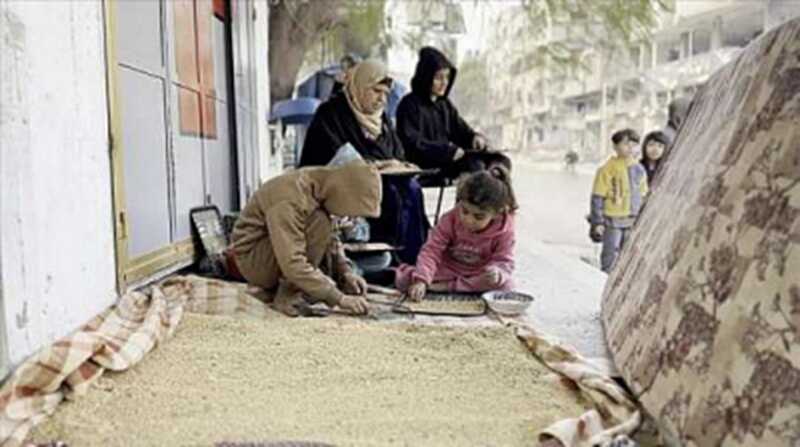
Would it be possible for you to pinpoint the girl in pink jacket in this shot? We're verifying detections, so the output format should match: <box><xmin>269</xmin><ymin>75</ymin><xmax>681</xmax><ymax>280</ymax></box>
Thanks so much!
<box><xmin>395</xmin><ymin>166</ymin><xmax>517</xmax><ymax>300</ymax></box>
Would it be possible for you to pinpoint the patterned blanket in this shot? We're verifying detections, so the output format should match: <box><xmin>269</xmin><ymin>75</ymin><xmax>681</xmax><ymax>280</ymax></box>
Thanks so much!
<box><xmin>602</xmin><ymin>18</ymin><xmax>800</xmax><ymax>446</ymax></box>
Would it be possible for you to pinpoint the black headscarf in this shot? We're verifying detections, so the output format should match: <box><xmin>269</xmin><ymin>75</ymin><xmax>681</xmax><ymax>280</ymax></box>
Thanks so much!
<box><xmin>410</xmin><ymin>46</ymin><xmax>457</xmax><ymax>100</ymax></box>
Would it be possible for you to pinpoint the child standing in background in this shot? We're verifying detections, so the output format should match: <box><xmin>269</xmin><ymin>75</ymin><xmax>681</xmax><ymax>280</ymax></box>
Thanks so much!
<box><xmin>640</xmin><ymin>130</ymin><xmax>671</xmax><ymax>185</ymax></box>
<box><xmin>589</xmin><ymin>129</ymin><xmax>648</xmax><ymax>273</ymax></box>
<box><xmin>395</xmin><ymin>166</ymin><xmax>517</xmax><ymax>301</ymax></box>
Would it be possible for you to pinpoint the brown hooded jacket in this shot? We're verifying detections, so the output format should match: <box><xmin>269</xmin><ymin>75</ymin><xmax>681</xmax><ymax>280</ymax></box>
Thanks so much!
<box><xmin>231</xmin><ymin>162</ymin><xmax>381</xmax><ymax>306</ymax></box>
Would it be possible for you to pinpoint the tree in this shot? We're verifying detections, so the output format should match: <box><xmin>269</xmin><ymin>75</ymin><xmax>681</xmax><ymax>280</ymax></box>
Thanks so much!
<box><xmin>268</xmin><ymin>0</ymin><xmax>670</xmax><ymax>105</ymax></box>
<box><xmin>449</xmin><ymin>55</ymin><xmax>489</xmax><ymax>123</ymax></box>
<box><xmin>269</xmin><ymin>1</ymin><xmax>342</xmax><ymax>105</ymax></box>
<box><xmin>298</xmin><ymin>0</ymin><xmax>387</xmax><ymax>80</ymax></box>
<box><xmin>519</xmin><ymin>0</ymin><xmax>673</xmax><ymax>72</ymax></box>
<box><xmin>335</xmin><ymin>1</ymin><xmax>386</xmax><ymax>58</ymax></box>
<box><xmin>269</xmin><ymin>0</ymin><xmax>386</xmax><ymax>105</ymax></box>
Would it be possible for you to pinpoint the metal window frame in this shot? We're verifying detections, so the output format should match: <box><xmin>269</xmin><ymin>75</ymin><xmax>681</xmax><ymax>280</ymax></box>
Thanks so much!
<box><xmin>103</xmin><ymin>0</ymin><xmax>197</xmax><ymax>293</ymax></box>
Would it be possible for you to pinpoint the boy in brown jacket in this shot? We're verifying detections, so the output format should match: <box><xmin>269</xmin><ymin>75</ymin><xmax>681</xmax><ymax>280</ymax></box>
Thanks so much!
<box><xmin>230</xmin><ymin>162</ymin><xmax>382</xmax><ymax>316</ymax></box>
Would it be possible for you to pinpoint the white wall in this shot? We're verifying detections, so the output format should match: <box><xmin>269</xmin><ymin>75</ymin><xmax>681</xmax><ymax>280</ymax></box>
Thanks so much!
<box><xmin>254</xmin><ymin>0</ymin><xmax>278</xmax><ymax>181</ymax></box>
<box><xmin>0</xmin><ymin>1</ymin><xmax>117</xmax><ymax>368</ymax></box>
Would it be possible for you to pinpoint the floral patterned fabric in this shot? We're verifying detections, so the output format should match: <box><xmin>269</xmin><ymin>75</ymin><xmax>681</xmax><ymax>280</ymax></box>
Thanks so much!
<box><xmin>602</xmin><ymin>19</ymin><xmax>800</xmax><ymax>446</ymax></box>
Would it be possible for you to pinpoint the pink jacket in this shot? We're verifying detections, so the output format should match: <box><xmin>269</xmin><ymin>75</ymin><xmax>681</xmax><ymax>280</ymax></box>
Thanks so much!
<box><xmin>411</xmin><ymin>208</ymin><xmax>515</xmax><ymax>286</ymax></box>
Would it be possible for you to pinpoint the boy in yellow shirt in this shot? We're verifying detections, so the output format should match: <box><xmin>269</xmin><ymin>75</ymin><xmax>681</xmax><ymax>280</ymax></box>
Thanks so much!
<box><xmin>589</xmin><ymin>129</ymin><xmax>648</xmax><ymax>272</ymax></box>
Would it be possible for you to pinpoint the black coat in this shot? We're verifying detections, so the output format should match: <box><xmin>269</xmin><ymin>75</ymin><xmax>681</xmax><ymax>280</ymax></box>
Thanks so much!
<box><xmin>298</xmin><ymin>93</ymin><xmax>405</xmax><ymax>167</ymax></box>
<box><xmin>395</xmin><ymin>47</ymin><xmax>476</xmax><ymax>169</ymax></box>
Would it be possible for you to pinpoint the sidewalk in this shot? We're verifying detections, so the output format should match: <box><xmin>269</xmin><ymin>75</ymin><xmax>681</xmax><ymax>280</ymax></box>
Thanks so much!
<box><xmin>513</xmin><ymin>236</ymin><xmax>611</xmax><ymax>364</ymax></box>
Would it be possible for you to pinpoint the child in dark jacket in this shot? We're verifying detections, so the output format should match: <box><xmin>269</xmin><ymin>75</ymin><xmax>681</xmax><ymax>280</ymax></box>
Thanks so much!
<box><xmin>395</xmin><ymin>46</ymin><xmax>511</xmax><ymax>179</ymax></box>
<box><xmin>395</xmin><ymin>166</ymin><xmax>517</xmax><ymax>300</ymax></box>
<box><xmin>640</xmin><ymin>130</ymin><xmax>671</xmax><ymax>185</ymax></box>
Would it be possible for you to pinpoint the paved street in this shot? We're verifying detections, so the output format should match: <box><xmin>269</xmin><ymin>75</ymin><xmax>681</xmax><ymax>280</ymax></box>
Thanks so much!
<box><xmin>512</xmin><ymin>160</ymin><xmax>599</xmax><ymax>266</ymax></box>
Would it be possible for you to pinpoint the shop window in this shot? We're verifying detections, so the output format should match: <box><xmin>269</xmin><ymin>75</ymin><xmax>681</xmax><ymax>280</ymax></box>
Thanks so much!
<box><xmin>174</xmin><ymin>0</ymin><xmax>217</xmax><ymax>138</ymax></box>
<box><xmin>213</xmin><ymin>0</ymin><xmax>227</xmax><ymax>19</ymax></box>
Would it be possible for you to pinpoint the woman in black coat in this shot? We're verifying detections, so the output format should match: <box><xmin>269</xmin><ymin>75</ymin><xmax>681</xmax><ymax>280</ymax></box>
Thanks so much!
<box><xmin>396</xmin><ymin>46</ymin><xmax>510</xmax><ymax>179</ymax></box>
<box><xmin>298</xmin><ymin>59</ymin><xmax>428</xmax><ymax>264</ymax></box>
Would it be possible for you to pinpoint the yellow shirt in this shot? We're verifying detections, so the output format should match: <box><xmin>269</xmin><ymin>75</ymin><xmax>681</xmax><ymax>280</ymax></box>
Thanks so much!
<box><xmin>591</xmin><ymin>156</ymin><xmax>648</xmax><ymax>221</ymax></box>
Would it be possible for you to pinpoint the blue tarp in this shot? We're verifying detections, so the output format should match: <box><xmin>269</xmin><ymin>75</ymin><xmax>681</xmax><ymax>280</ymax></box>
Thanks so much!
<box><xmin>270</xmin><ymin>97</ymin><xmax>321</xmax><ymax>125</ymax></box>
<box><xmin>297</xmin><ymin>65</ymin><xmax>340</xmax><ymax>100</ymax></box>
<box><xmin>386</xmin><ymin>81</ymin><xmax>408</xmax><ymax>120</ymax></box>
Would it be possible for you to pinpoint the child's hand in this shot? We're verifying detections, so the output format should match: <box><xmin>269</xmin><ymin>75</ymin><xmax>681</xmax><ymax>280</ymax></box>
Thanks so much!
<box><xmin>336</xmin><ymin>216</ymin><xmax>355</xmax><ymax>230</ymax></box>
<box><xmin>407</xmin><ymin>282</ymin><xmax>427</xmax><ymax>302</ymax></box>
<box><xmin>453</xmin><ymin>148</ymin><xmax>465</xmax><ymax>161</ymax></box>
<box><xmin>480</xmin><ymin>268</ymin><xmax>502</xmax><ymax>288</ymax></box>
<box><xmin>590</xmin><ymin>224</ymin><xmax>605</xmax><ymax>243</ymax></box>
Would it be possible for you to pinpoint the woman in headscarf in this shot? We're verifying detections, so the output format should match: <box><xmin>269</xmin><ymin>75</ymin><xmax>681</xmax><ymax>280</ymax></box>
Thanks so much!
<box><xmin>300</xmin><ymin>59</ymin><xmax>403</xmax><ymax>166</ymax></box>
<box><xmin>299</xmin><ymin>59</ymin><xmax>429</xmax><ymax>265</ymax></box>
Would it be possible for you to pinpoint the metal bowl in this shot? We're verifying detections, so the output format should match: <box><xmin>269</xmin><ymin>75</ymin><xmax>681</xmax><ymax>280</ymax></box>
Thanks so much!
<box><xmin>481</xmin><ymin>291</ymin><xmax>535</xmax><ymax>316</ymax></box>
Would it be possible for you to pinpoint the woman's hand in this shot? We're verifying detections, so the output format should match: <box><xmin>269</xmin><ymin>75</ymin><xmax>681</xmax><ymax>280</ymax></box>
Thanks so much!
<box><xmin>338</xmin><ymin>295</ymin><xmax>369</xmax><ymax>315</ymax></box>
<box><xmin>407</xmin><ymin>282</ymin><xmax>427</xmax><ymax>302</ymax></box>
<box><xmin>472</xmin><ymin>134</ymin><xmax>488</xmax><ymax>151</ymax></box>
<box><xmin>335</xmin><ymin>216</ymin><xmax>355</xmax><ymax>230</ymax></box>
<box><xmin>372</xmin><ymin>159</ymin><xmax>404</xmax><ymax>169</ymax></box>
<box><xmin>453</xmin><ymin>148</ymin><xmax>466</xmax><ymax>161</ymax></box>
<box><xmin>342</xmin><ymin>273</ymin><xmax>367</xmax><ymax>296</ymax></box>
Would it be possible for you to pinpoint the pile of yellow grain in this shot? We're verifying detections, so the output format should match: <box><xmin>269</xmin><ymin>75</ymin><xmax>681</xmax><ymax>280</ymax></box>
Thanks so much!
<box><xmin>30</xmin><ymin>314</ymin><xmax>585</xmax><ymax>446</ymax></box>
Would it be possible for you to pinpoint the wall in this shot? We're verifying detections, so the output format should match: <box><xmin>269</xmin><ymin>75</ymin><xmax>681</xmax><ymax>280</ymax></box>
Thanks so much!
<box><xmin>254</xmin><ymin>0</ymin><xmax>278</xmax><ymax>180</ymax></box>
<box><xmin>0</xmin><ymin>2</ymin><xmax>117</xmax><ymax>368</ymax></box>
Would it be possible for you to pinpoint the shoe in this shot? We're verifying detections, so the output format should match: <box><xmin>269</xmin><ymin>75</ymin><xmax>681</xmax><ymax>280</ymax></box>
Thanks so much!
<box><xmin>271</xmin><ymin>281</ymin><xmax>308</xmax><ymax>317</ymax></box>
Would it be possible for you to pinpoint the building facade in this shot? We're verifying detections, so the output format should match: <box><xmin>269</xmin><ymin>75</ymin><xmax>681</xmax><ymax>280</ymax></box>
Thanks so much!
<box><xmin>482</xmin><ymin>0</ymin><xmax>800</xmax><ymax>161</ymax></box>
<box><xmin>0</xmin><ymin>0</ymin><xmax>276</xmax><ymax>378</ymax></box>
<box><xmin>384</xmin><ymin>0</ymin><xmax>466</xmax><ymax>87</ymax></box>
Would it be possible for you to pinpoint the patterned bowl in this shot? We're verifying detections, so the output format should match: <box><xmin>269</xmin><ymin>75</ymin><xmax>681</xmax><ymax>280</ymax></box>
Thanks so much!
<box><xmin>481</xmin><ymin>291</ymin><xmax>535</xmax><ymax>316</ymax></box>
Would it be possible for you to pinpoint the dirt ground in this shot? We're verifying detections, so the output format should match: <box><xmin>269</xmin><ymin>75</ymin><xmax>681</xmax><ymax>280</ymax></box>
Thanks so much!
<box><xmin>30</xmin><ymin>313</ymin><xmax>587</xmax><ymax>446</ymax></box>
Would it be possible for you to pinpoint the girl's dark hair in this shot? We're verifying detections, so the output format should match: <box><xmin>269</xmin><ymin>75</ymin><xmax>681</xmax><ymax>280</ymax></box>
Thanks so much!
<box><xmin>456</xmin><ymin>166</ymin><xmax>518</xmax><ymax>213</ymax></box>
<box><xmin>642</xmin><ymin>130</ymin><xmax>670</xmax><ymax>147</ymax></box>
<box><xmin>641</xmin><ymin>130</ymin><xmax>671</xmax><ymax>162</ymax></box>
